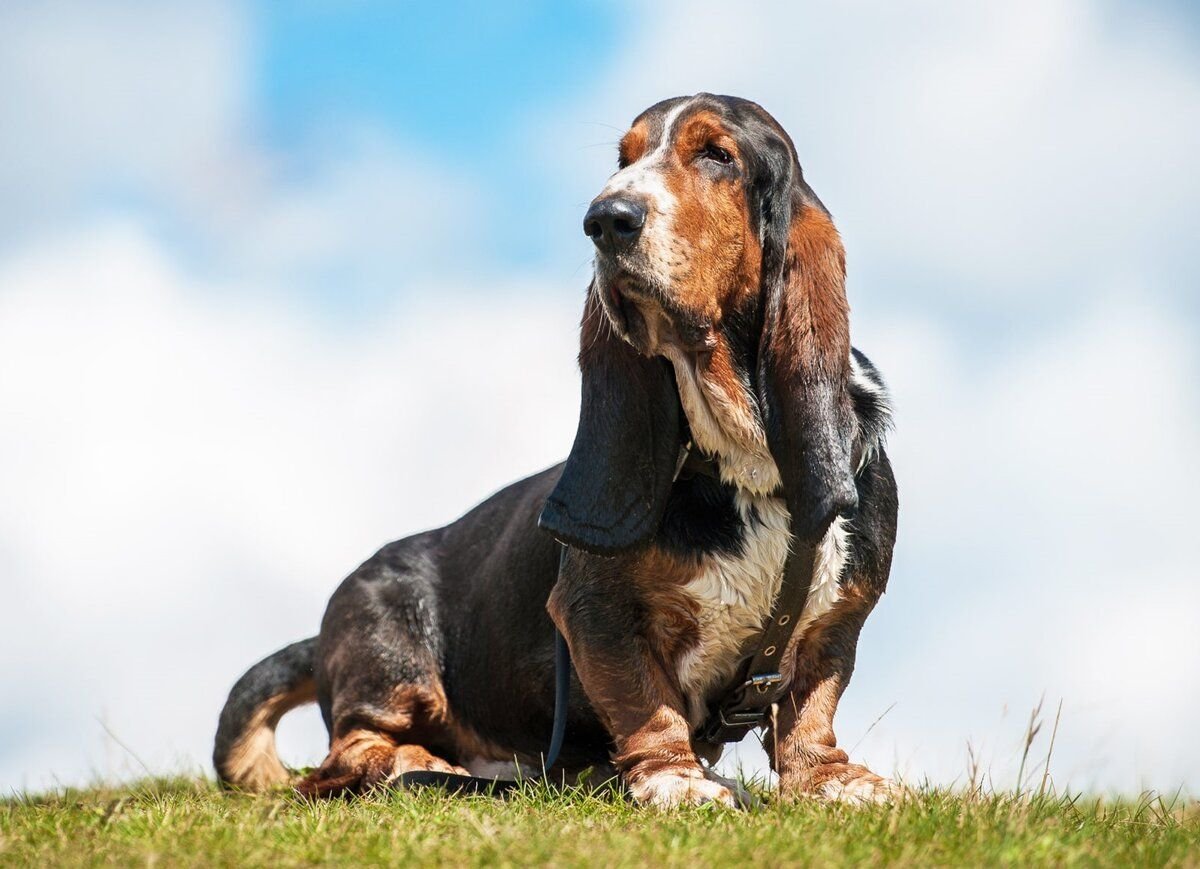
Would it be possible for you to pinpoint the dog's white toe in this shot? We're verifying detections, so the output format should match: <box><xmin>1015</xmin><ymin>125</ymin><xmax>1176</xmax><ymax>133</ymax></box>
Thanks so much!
<box><xmin>629</xmin><ymin>769</ymin><xmax>738</xmax><ymax>808</ymax></box>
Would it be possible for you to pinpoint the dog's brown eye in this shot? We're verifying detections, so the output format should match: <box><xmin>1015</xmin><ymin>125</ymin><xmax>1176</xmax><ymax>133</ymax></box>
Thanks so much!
<box><xmin>701</xmin><ymin>144</ymin><xmax>733</xmax><ymax>165</ymax></box>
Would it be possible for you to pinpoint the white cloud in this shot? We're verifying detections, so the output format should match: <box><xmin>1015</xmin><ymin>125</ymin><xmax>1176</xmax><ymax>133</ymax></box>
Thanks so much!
<box><xmin>0</xmin><ymin>223</ymin><xmax>581</xmax><ymax>792</ymax></box>
<box><xmin>0</xmin><ymin>2</ymin><xmax>248</xmax><ymax>240</ymax></box>
<box><xmin>0</xmin><ymin>2</ymin><xmax>483</xmax><ymax>303</ymax></box>
<box><xmin>844</xmin><ymin>297</ymin><xmax>1200</xmax><ymax>792</ymax></box>
<box><xmin>220</xmin><ymin>127</ymin><xmax>485</xmax><ymax>300</ymax></box>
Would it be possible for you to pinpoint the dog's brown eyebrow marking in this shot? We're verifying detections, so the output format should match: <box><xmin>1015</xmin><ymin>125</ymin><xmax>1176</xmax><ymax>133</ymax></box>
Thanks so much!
<box><xmin>618</xmin><ymin>121</ymin><xmax>650</xmax><ymax>167</ymax></box>
<box><xmin>672</xmin><ymin>110</ymin><xmax>740</xmax><ymax>161</ymax></box>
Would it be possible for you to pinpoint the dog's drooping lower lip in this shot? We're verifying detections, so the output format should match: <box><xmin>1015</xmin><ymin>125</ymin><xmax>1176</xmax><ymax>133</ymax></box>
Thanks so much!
<box><xmin>602</xmin><ymin>274</ymin><xmax>651</xmax><ymax>342</ymax></box>
<box><xmin>605</xmin><ymin>282</ymin><xmax>630</xmax><ymax>335</ymax></box>
<box><xmin>602</xmin><ymin>275</ymin><xmax>719</xmax><ymax>357</ymax></box>
<box><xmin>610</xmin><ymin>274</ymin><xmax>647</xmax><ymax>306</ymax></box>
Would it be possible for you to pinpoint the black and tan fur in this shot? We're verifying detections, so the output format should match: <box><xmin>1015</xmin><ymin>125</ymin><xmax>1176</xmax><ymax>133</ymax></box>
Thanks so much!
<box><xmin>215</xmin><ymin>94</ymin><xmax>898</xmax><ymax>807</ymax></box>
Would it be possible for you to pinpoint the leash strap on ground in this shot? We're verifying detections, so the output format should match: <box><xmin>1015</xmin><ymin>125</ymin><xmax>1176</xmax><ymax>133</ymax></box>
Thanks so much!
<box><xmin>394</xmin><ymin>546</ymin><xmax>572</xmax><ymax>796</ymax></box>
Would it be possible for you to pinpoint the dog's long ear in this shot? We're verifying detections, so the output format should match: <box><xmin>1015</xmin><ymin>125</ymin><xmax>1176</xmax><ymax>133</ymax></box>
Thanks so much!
<box><xmin>539</xmin><ymin>288</ymin><xmax>682</xmax><ymax>554</ymax></box>
<box><xmin>754</xmin><ymin>136</ymin><xmax>858</xmax><ymax>544</ymax></box>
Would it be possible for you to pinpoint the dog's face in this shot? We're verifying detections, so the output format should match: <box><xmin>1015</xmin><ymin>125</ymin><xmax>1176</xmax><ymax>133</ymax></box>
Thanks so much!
<box><xmin>541</xmin><ymin>94</ymin><xmax>859</xmax><ymax>555</ymax></box>
<box><xmin>586</xmin><ymin>97</ymin><xmax>765</xmax><ymax>356</ymax></box>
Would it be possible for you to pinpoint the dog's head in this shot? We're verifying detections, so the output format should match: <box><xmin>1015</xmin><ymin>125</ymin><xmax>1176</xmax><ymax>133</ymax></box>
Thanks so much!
<box><xmin>540</xmin><ymin>94</ymin><xmax>856</xmax><ymax>554</ymax></box>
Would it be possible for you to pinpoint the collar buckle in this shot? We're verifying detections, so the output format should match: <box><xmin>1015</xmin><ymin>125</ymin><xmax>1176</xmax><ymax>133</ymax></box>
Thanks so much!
<box><xmin>744</xmin><ymin>672</ymin><xmax>783</xmax><ymax>694</ymax></box>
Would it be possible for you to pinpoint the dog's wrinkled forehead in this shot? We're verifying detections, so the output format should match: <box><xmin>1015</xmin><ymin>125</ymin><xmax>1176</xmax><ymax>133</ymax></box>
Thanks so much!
<box><xmin>597</xmin><ymin>94</ymin><xmax>801</xmax><ymax>223</ymax></box>
<box><xmin>596</xmin><ymin>97</ymin><xmax>693</xmax><ymax>204</ymax></box>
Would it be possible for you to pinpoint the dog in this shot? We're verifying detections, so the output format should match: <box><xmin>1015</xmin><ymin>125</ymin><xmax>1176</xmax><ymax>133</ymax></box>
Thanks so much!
<box><xmin>214</xmin><ymin>94</ymin><xmax>898</xmax><ymax>807</ymax></box>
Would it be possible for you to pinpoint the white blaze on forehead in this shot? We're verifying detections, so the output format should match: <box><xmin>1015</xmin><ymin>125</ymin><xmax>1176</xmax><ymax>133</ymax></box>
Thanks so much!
<box><xmin>598</xmin><ymin>99</ymin><xmax>694</xmax><ymax>214</ymax></box>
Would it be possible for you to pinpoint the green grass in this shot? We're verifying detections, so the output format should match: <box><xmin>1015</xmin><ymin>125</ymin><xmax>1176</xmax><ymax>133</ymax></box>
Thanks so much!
<box><xmin>2</xmin><ymin>778</ymin><xmax>1197</xmax><ymax>867</ymax></box>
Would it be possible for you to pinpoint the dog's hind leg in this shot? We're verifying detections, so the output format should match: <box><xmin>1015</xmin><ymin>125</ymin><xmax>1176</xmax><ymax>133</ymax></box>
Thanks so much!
<box><xmin>296</xmin><ymin>679</ymin><xmax>471</xmax><ymax>799</ymax></box>
<box><xmin>296</xmin><ymin>708</ymin><xmax>468</xmax><ymax>798</ymax></box>
<box><xmin>297</xmin><ymin>538</ymin><xmax>469</xmax><ymax>798</ymax></box>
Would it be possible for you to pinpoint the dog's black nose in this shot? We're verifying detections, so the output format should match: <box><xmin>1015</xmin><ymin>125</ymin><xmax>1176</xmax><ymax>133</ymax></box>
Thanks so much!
<box><xmin>583</xmin><ymin>198</ymin><xmax>646</xmax><ymax>252</ymax></box>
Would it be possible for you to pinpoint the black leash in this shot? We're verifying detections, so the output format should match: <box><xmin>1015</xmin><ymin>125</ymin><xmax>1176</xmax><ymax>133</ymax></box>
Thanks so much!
<box><xmin>546</xmin><ymin>625</ymin><xmax>571</xmax><ymax>770</ymax></box>
<box><xmin>394</xmin><ymin>547</ymin><xmax>572</xmax><ymax>795</ymax></box>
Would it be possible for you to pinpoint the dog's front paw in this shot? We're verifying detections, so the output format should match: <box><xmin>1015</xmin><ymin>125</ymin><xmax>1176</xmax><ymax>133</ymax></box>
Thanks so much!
<box><xmin>782</xmin><ymin>762</ymin><xmax>898</xmax><ymax>805</ymax></box>
<box><xmin>627</xmin><ymin>767</ymin><xmax>737</xmax><ymax>808</ymax></box>
<box><xmin>391</xmin><ymin>744</ymin><xmax>469</xmax><ymax>778</ymax></box>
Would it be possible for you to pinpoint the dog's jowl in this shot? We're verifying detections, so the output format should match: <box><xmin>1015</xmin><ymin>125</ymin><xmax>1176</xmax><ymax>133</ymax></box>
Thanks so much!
<box><xmin>214</xmin><ymin>94</ymin><xmax>898</xmax><ymax>808</ymax></box>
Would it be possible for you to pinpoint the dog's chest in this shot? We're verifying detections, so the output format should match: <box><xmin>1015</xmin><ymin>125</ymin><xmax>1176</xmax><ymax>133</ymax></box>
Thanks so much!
<box><xmin>673</xmin><ymin>493</ymin><xmax>851</xmax><ymax>725</ymax></box>
<box><xmin>674</xmin><ymin>493</ymin><xmax>790</xmax><ymax>719</ymax></box>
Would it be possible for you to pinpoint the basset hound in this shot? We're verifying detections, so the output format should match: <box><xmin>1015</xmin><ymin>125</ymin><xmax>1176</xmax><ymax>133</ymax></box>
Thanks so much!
<box><xmin>214</xmin><ymin>93</ymin><xmax>898</xmax><ymax>807</ymax></box>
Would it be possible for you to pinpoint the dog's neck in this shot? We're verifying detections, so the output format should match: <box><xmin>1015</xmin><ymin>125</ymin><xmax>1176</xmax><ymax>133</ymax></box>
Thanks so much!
<box><xmin>659</xmin><ymin>343</ymin><xmax>781</xmax><ymax>497</ymax></box>
<box><xmin>620</xmin><ymin>291</ymin><xmax>782</xmax><ymax>497</ymax></box>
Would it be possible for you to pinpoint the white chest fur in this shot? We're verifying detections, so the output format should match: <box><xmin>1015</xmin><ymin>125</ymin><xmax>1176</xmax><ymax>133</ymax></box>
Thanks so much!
<box><xmin>675</xmin><ymin>493</ymin><xmax>850</xmax><ymax>725</ymax></box>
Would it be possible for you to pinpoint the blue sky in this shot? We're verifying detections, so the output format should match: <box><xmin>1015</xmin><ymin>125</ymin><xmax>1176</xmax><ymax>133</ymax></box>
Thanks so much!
<box><xmin>255</xmin><ymin>1</ymin><xmax>622</xmax><ymax>277</ymax></box>
<box><xmin>1</xmin><ymin>1</ymin><xmax>1198</xmax><ymax>796</ymax></box>
<box><xmin>258</xmin><ymin>1</ymin><xmax>618</xmax><ymax>152</ymax></box>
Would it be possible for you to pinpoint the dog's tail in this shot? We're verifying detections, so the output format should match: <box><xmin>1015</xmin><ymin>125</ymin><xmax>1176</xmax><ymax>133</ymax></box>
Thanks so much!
<box><xmin>214</xmin><ymin>638</ymin><xmax>318</xmax><ymax>791</ymax></box>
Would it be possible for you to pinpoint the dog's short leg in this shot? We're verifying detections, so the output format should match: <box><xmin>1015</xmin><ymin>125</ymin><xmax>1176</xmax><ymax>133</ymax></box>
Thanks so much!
<box><xmin>765</xmin><ymin>598</ymin><xmax>896</xmax><ymax>804</ymax></box>
<box><xmin>299</xmin><ymin>547</ymin><xmax>473</xmax><ymax>798</ymax></box>
<box><xmin>615</xmin><ymin>704</ymin><xmax>738</xmax><ymax>808</ymax></box>
<box><xmin>296</xmin><ymin>726</ymin><xmax>469</xmax><ymax>798</ymax></box>
<box><xmin>548</xmin><ymin>585</ymin><xmax>735</xmax><ymax>809</ymax></box>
